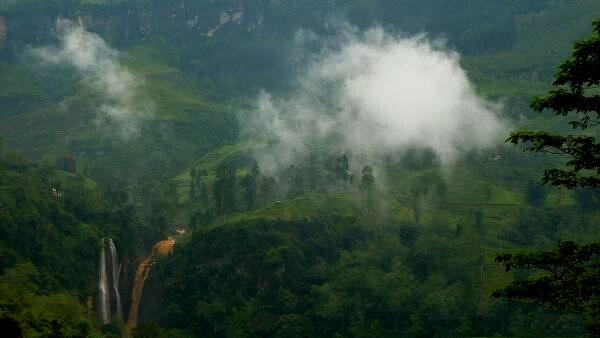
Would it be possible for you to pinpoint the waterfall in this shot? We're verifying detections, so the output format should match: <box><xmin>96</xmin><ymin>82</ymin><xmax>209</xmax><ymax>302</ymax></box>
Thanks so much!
<box><xmin>98</xmin><ymin>238</ymin><xmax>123</xmax><ymax>324</ymax></box>
<box><xmin>108</xmin><ymin>239</ymin><xmax>123</xmax><ymax>320</ymax></box>
<box><xmin>126</xmin><ymin>239</ymin><xmax>176</xmax><ymax>330</ymax></box>
<box><xmin>98</xmin><ymin>240</ymin><xmax>110</xmax><ymax>324</ymax></box>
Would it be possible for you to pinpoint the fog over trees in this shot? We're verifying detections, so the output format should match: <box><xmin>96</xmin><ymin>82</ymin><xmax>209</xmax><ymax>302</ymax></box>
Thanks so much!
<box><xmin>0</xmin><ymin>1</ymin><xmax>598</xmax><ymax>337</ymax></box>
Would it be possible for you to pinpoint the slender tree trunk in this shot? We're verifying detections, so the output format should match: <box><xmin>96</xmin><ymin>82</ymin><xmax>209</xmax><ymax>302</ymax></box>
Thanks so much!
<box><xmin>220</xmin><ymin>190</ymin><xmax>225</xmax><ymax>223</ymax></box>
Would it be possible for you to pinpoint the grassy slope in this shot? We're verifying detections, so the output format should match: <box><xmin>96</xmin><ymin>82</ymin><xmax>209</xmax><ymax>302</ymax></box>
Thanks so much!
<box><xmin>0</xmin><ymin>40</ymin><xmax>236</xmax><ymax>179</ymax></box>
<box><xmin>170</xmin><ymin>0</ymin><xmax>600</xmax><ymax>252</ymax></box>
<box><xmin>463</xmin><ymin>0</ymin><xmax>600</xmax><ymax>122</ymax></box>
<box><xmin>170</xmin><ymin>140</ymin><xmax>599</xmax><ymax>305</ymax></box>
<box><xmin>167</xmin><ymin>1</ymin><xmax>600</xmax><ymax>293</ymax></box>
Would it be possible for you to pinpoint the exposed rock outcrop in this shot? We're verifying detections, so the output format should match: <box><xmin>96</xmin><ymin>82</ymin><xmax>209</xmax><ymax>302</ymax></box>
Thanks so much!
<box><xmin>206</xmin><ymin>7</ymin><xmax>244</xmax><ymax>37</ymax></box>
<box><xmin>126</xmin><ymin>239</ymin><xmax>175</xmax><ymax>329</ymax></box>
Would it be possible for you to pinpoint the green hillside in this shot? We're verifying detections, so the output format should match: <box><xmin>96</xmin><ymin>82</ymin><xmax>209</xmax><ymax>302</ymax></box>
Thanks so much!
<box><xmin>0</xmin><ymin>39</ymin><xmax>236</xmax><ymax>181</ymax></box>
<box><xmin>0</xmin><ymin>0</ymin><xmax>599</xmax><ymax>337</ymax></box>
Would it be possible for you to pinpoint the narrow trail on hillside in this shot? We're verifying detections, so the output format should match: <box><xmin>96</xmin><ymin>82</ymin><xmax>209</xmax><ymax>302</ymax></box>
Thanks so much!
<box><xmin>126</xmin><ymin>238</ymin><xmax>176</xmax><ymax>330</ymax></box>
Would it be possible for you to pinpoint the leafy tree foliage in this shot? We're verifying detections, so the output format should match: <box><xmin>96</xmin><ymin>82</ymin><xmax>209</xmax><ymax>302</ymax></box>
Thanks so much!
<box><xmin>258</xmin><ymin>175</ymin><xmax>276</xmax><ymax>215</ymax></box>
<box><xmin>525</xmin><ymin>180</ymin><xmax>547</xmax><ymax>207</ymax></box>
<box><xmin>0</xmin><ymin>2</ymin><xmax>598</xmax><ymax>337</ymax></box>
<box><xmin>494</xmin><ymin>242</ymin><xmax>600</xmax><ymax>334</ymax></box>
<box><xmin>153</xmin><ymin>214</ymin><xmax>585</xmax><ymax>337</ymax></box>
<box><xmin>213</xmin><ymin>166</ymin><xmax>237</xmax><ymax>222</ymax></box>
<box><xmin>0</xmin><ymin>263</ymin><xmax>97</xmax><ymax>337</ymax></box>
<box><xmin>241</xmin><ymin>162</ymin><xmax>259</xmax><ymax>210</ymax></box>
<box><xmin>575</xmin><ymin>187</ymin><xmax>600</xmax><ymax>212</ymax></box>
<box><xmin>132</xmin><ymin>322</ymin><xmax>165</xmax><ymax>338</ymax></box>
<box><xmin>507</xmin><ymin>20</ymin><xmax>600</xmax><ymax>189</ymax></box>
<box><xmin>360</xmin><ymin>165</ymin><xmax>375</xmax><ymax>212</ymax></box>
<box><xmin>56</xmin><ymin>156</ymin><xmax>77</xmax><ymax>174</ymax></box>
<box><xmin>335</xmin><ymin>154</ymin><xmax>351</xmax><ymax>184</ymax></box>
<box><xmin>497</xmin><ymin>20</ymin><xmax>600</xmax><ymax>335</ymax></box>
<box><xmin>0</xmin><ymin>147</ymin><xmax>174</xmax><ymax>334</ymax></box>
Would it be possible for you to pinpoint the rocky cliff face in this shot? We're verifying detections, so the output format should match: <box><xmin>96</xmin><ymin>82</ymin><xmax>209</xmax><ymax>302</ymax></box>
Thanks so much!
<box><xmin>127</xmin><ymin>239</ymin><xmax>176</xmax><ymax>329</ymax></box>
<box><xmin>0</xmin><ymin>1</ymin><xmax>265</xmax><ymax>55</ymax></box>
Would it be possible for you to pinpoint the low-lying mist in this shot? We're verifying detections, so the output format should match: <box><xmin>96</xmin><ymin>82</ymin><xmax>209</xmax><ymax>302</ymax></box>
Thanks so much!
<box><xmin>31</xmin><ymin>19</ymin><xmax>152</xmax><ymax>140</ymax></box>
<box><xmin>244</xmin><ymin>26</ymin><xmax>506</xmax><ymax>173</ymax></box>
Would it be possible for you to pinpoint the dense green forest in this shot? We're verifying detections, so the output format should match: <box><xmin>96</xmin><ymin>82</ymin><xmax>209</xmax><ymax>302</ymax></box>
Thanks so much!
<box><xmin>0</xmin><ymin>0</ymin><xmax>599</xmax><ymax>337</ymax></box>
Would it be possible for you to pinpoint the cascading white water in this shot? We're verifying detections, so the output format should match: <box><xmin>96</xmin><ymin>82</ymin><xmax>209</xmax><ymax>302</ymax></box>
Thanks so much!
<box><xmin>98</xmin><ymin>238</ymin><xmax>123</xmax><ymax>324</ymax></box>
<box><xmin>98</xmin><ymin>239</ymin><xmax>110</xmax><ymax>324</ymax></box>
<box><xmin>108</xmin><ymin>239</ymin><xmax>123</xmax><ymax>320</ymax></box>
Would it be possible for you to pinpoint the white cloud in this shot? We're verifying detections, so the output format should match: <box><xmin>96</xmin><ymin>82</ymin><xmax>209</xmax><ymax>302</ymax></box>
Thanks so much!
<box><xmin>246</xmin><ymin>26</ymin><xmax>506</xmax><ymax>172</ymax></box>
<box><xmin>32</xmin><ymin>20</ymin><xmax>152</xmax><ymax>140</ymax></box>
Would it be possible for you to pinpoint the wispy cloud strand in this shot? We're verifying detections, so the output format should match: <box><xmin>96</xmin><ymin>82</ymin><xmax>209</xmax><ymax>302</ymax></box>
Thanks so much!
<box><xmin>32</xmin><ymin>20</ymin><xmax>152</xmax><ymax>139</ymax></box>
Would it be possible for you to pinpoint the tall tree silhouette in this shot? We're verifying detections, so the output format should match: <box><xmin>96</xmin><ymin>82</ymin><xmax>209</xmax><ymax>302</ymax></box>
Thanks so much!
<box><xmin>495</xmin><ymin>20</ymin><xmax>600</xmax><ymax>335</ymax></box>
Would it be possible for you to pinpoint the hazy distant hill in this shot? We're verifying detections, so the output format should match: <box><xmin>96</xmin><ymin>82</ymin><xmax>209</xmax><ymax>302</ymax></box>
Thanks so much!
<box><xmin>0</xmin><ymin>0</ymin><xmax>598</xmax><ymax>182</ymax></box>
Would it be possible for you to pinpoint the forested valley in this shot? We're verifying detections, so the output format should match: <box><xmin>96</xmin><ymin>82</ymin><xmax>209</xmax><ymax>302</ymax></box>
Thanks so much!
<box><xmin>0</xmin><ymin>1</ymin><xmax>599</xmax><ymax>337</ymax></box>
